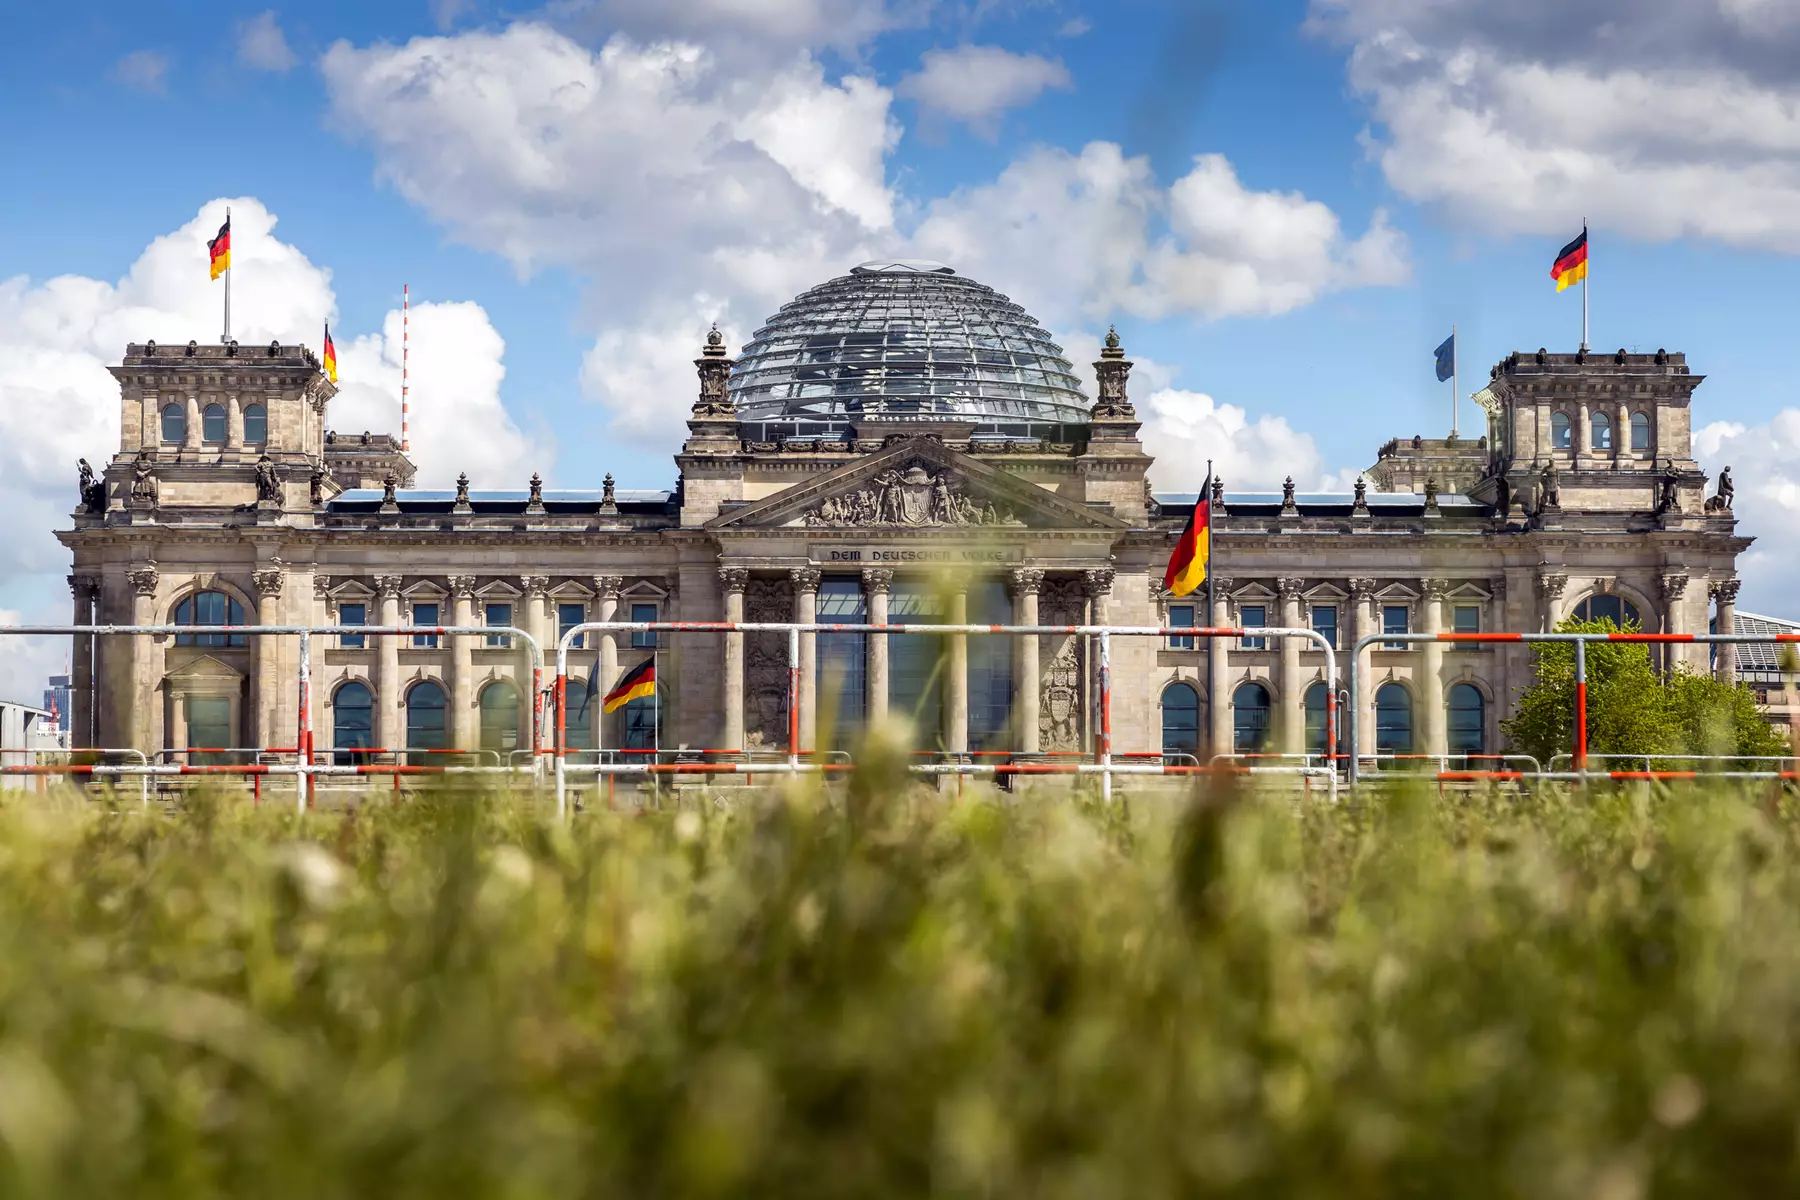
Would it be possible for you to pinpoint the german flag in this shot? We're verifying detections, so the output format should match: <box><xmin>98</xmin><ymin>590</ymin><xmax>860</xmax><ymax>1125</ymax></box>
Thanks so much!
<box><xmin>1551</xmin><ymin>226</ymin><xmax>1587</xmax><ymax>292</ymax></box>
<box><xmin>207</xmin><ymin>216</ymin><xmax>231</xmax><ymax>280</ymax></box>
<box><xmin>322</xmin><ymin>322</ymin><xmax>338</xmax><ymax>383</ymax></box>
<box><xmin>602</xmin><ymin>658</ymin><xmax>656</xmax><ymax>714</ymax></box>
<box><xmin>1162</xmin><ymin>472</ymin><xmax>1211</xmax><ymax>598</ymax></box>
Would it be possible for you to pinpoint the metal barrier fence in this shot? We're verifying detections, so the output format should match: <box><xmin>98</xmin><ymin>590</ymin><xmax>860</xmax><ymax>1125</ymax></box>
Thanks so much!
<box><xmin>1346</xmin><ymin>629</ymin><xmax>1800</xmax><ymax>785</ymax></box>
<box><xmin>554</xmin><ymin>621</ymin><xmax>1340</xmax><ymax>818</ymax></box>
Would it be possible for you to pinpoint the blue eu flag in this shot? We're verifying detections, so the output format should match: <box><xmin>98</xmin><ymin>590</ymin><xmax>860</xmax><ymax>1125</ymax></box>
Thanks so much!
<box><xmin>1434</xmin><ymin>333</ymin><xmax>1455</xmax><ymax>382</ymax></box>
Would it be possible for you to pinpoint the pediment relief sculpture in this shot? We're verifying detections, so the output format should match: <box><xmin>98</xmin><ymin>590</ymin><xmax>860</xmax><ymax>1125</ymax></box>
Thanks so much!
<box><xmin>798</xmin><ymin>463</ymin><xmax>1020</xmax><ymax>528</ymax></box>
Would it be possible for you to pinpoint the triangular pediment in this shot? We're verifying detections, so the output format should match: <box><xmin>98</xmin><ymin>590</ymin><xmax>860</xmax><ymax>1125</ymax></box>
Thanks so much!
<box><xmin>706</xmin><ymin>437</ymin><xmax>1126</xmax><ymax>532</ymax></box>
<box><xmin>167</xmin><ymin>654</ymin><xmax>243</xmax><ymax>681</ymax></box>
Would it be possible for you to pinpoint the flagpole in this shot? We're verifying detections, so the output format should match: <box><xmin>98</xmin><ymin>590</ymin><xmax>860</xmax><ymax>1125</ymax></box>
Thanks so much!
<box><xmin>1205</xmin><ymin>458</ymin><xmax>1215</xmax><ymax>762</ymax></box>
<box><xmin>1581</xmin><ymin>221</ymin><xmax>1589</xmax><ymax>353</ymax></box>
<box><xmin>1451</xmin><ymin>323</ymin><xmax>1459</xmax><ymax>437</ymax></box>
<box><xmin>222</xmin><ymin>206</ymin><xmax>231</xmax><ymax>344</ymax></box>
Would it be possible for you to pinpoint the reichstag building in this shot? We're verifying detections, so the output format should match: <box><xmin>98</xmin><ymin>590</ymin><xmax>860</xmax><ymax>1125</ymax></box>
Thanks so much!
<box><xmin>60</xmin><ymin>260</ymin><xmax>1748</xmax><ymax>767</ymax></box>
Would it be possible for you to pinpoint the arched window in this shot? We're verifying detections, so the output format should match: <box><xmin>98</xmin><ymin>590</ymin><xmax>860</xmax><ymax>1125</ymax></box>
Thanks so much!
<box><xmin>1591</xmin><ymin>411</ymin><xmax>1612</xmax><ymax>451</ymax></box>
<box><xmin>173</xmin><ymin>590</ymin><xmax>247</xmax><ymax>647</ymax></box>
<box><xmin>1551</xmin><ymin>411</ymin><xmax>1571</xmax><ymax>450</ymax></box>
<box><xmin>479</xmin><ymin>680</ymin><xmax>521</xmax><ymax>754</ymax></box>
<box><xmin>406</xmin><ymin>681</ymin><xmax>448</xmax><ymax>761</ymax></box>
<box><xmin>1304</xmin><ymin>682</ymin><xmax>1348</xmax><ymax>759</ymax></box>
<box><xmin>1448</xmin><ymin>683</ymin><xmax>1484</xmax><ymax>757</ymax></box>
<box><xmin>1376</xmin><ymin>683</ymin><xmax>1413</xmax><ymax>755</ymax></box>
<box><xmin>202</xmin><ymin>403</ymin><xmax>227</xmax><ymax>444</ymax></box>
<box><xmin>620</xmin><ymin>685</ymin><xmax>662</xmax><ymax>752</ymax></box>
<box><xmin>161</xmin><ymin>404</ymin><xmax>186</xmax><ymax>443</ymax></box>
<box><xmin>1630</xmin><ymin>410</ymin><xmax>1651</xmax><ymax>451</ymax></box>
<box><xmin>333</xmin><ymin>681</ymin><xmax>373</xmax><ymax>764</ymax></box>
<box><xmin>243</xmin><ymin>403</ymin><xmax>268</xmax><ymax>445</ymax></box>
<box><xmin>1571</xmin><ymin>595</ymin><xmax>1641</xmax><ymax>629</ymax></box>
<box><xmin>1233</xmin><ymin>682</ymin><xmax>1272</xmax><ymax>752</ymax></box>
<box><xmin>565</xmin><ymin>677</ymin><xmax>594</xmax><ymax>752</ymax></box>
<box><xmin>1161</xmin><ymin>682</ymin><xmax>1200</xmax><ymax>757</ymax></box>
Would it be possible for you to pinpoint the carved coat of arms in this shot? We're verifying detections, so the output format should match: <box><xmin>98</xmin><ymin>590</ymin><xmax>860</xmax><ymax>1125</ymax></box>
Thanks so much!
<box><xmin>801</xmin><ymin>463</ymin><xmax>1017</xmax><ymax>528</ymax></box>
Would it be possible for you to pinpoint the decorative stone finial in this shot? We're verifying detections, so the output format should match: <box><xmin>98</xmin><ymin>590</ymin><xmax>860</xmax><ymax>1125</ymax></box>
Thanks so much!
<box><xmin>527</xmin><ymin>472</ymin><xmax>545</xmax><ymax>511</ymax></box>
<box><xmin>1211</xmin><ymin>476</ymin><xmax>1224</xmax><ymax>507</ymax></box>
<box><xmin>601</xmin><ymin>472</ymin><xmax>617</xmax><ymax>508</ymax></box>
<box><xmin>1281</xmin><ymin>475</ymin><xmax>1296</xmax><ymax>511</ymax></box>
<box><xmin>1353</xmin><ymin>475</ymin><xmax>1368</xmax><ymax>512</ymax></box>
<box><xmin>1092</xmin><ymin>327</ymin><xmax>1135</xmax><ymax>420</ymax></box>
<box><xmin>705</xmin><ymin>324</ymin><xmax>725</xmax><ymax>354</ymax></box>
<box><xmin>454</xmin><ymin>472</ymin><xmax>471</xmax><ymax>510</ymax></box>
<box><xmin>1102</xmin><ymin>326</ymin><xmax>1123</xmax><ymax>356</ymax></box>
<box><xmin>692</xmin><ymin>326</ymin><xmax>736</xmax><ymax>417</ymax></box>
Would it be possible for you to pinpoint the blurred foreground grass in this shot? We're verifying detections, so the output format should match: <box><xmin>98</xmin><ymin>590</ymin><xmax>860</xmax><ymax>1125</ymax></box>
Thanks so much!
<box><xmin>4</xmin><ymin>775</ymin><xmax>1800</xmax><ymax>1196</ymax></box>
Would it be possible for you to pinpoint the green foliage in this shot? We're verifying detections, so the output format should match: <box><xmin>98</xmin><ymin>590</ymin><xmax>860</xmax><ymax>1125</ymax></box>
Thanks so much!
<box><xmin>12</xmin><ymin>778</ymin><xmax>1800</xmax><ymax>1193</ymax></box>
<box><xmin>1503</xmin><ymin>618</ymin><xmax>1790</xmax><ymax>765</ymax></box>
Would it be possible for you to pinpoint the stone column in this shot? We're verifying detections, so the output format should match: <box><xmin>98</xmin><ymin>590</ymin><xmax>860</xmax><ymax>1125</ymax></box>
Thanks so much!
<box><xmin>791</xmin><ymin>568</ymin><xmax>820</xmax><ymax>753</ymax></box>
<box><xmin>1275</xmin><ymin>578</ymin><xmax>1305</xmax><ymax>754</ymax></box>
<box><xmin>1421</xmin><ymin>579</ymin><xmax>1448</xmax><ymax>758</ymax></box>
<box><xmin>520</xmin><ymin>577</ymin><xmax>550</xmax><ymax>751</ymax></box>
<box><xmin>1712</xmin><ymin>579</ymin><xmax>1740</xmax><ymax>683</ymax></box>
<box><xmin>448</xmin><ymin>577</ymin><xmax>476</xmax><ymax>750</ymax></box>
<box><xmin>1009</xmin><ymin>569</ymin><xmax>1043</xmax><ymax>754</ymax></box>
<box><xmin>1349</xmin><ymin>578</ymin><xmax>1376</xmax><ymax>758</ymax></box>
<box><xmin>1083</xmin><ymin>570</ymin><xmax>1113</xmax><ymax>755</ymax></box>
<box><xmin>1576</xmin><ymin>400</ymin><xmax>1591</xmax><ymax>462</ymax></box>
<box><xmin>227</xmin><ymin>393</ymin><xmax>243</xmax><ymax>451</ymax></box>
<box><xmin>946</xmin><ymin>584</ymin><xmax>970</xmax><ymax>755</ymax></box>
<box><xmin>1536</xmin><ymin>571</ymin><xmax>1567</xmax><ymax>634</ymax></box>
<box><xmin>863</xmin><ymin>569</ymin><xmax>892</xmax><ymax>729</ymax></box>
<box><xmin>125</xmin><ymin>565</ymin><xmax>158</xmax><ymax>752</ymax></box>
<box><xmin>374</xmin><ymin>575</ymin><xmax>403</xmax><ymax>752</ymax></box>
<box><xmin>69</xmin><ymin>575</ymin><xmax>97</xmax><ymax>749</ymax></box>
<box><xmin>1616</xmin><ymin>398</ymin><xmax>1630</xmax><ymax>461</ymax></box>
<box><xmin>594</xmin><ymin>577</ymin><xmax>622</xmax><ymax>748</ymax></box>
<box><xmin>1209</xmin><ymin>579</ymin><xmax>1234</xmax><ymax>758</ymax></box>
<box><xmin>719</xmin><ymin>568</ymin><xmax>747</xmax><ymax>753</ymax></box>
<box><xmin>1660</xmin><ymin>572</ymin><xmax>1690</xmax><ymax>677</ymax></box>
<box><xmin>252</xmin><ymin>564</ymin><xmax>285</xmax><ymax>751</ymax></box>
<box><xmin>183</xmin><ymin>393</ymin><xmax>201</xmax><ymax>451</ymax></box>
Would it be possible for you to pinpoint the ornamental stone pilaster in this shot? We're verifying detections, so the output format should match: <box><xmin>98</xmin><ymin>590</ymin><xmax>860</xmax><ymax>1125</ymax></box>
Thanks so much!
<box><xmin>718</xmin><ymin>568</ymin><xmax>749</xmax><ymax>752</ymax></box>
<box><xmin>1008</xmin><ymin>569</ymin><xmax>1045</xmax><ymax>754</ymax></box>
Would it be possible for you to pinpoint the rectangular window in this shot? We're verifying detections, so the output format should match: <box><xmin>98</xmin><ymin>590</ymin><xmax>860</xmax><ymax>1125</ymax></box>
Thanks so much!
<box><xmin>967</xmin><ymin>580</ymin><xmax>1014</xmax><ymax>753</ymax></box>
<box><xmin>1453</xmin><ymin>604</ymin><xmax>1481</xmax><ymax>634</ymax></box>
<box><xmin>412</xmin><ymin>602</ymin><xmax>440</xmax><ymax>648</ymax></box>
<box><xmin>817</xmin><ymin>578</ymin><xmax>867</xmax><ymax>746</ymax></box>
<box><xmin>485</xmin><ymin>602</ymin><xmax>512</xmax><ymax>648</ymax></box>
<box><xmin>559</xmin><ymin>602</ymin><xmax>586</xmax><ymax>651</ymax></box>
<box><xmin>1240</xmin><ymin>604</ymin><xmax>1267</xmax><ymax>650</ymax></box>
<box><xmin>185</xmin><ymin>696</ymin><xmax>233</xmax><ymax>767</ymax></box>
<box><xmin>1383</xmin><ymin>604</ymin><xmax>1410</xmax><ymax>649</ymax></box>
<box><xmin>889</xmin><ymin>581</ymin><xmax>944</xmax><ymax>749</ymax></box>
<box><xmin>1310</xmin><ymin>604</ymin><xmax>1338</xmax><ymax>651</ymax></box>
<box><xmin>630</xmin><ymin>602</ymin><xmax>659</xmax><ymax>649</ymax></box>
<box><xmin>339</xmin><ymin>602</ymin><xmax>366</xmax><ymax>649</ymax></box>
<box><xmin>1168</xmin><ymin>603</ymin><xmax>1196</xmax><ymax>650</ymax></box>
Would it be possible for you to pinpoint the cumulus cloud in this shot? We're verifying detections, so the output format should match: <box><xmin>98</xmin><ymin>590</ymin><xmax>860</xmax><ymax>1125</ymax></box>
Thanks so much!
<box><xmin>897</xmin><ymin>45</ymin><xmax>1072</xmax><ymax>137</ymax></box>
<box><xmin>114</xmin><ymin>50</ymin><xmax>169</xmax><ymax>94</ymax></box>
<box><xmin>1139</xmin><ymin>388</ymin><xmax>1351</xmax><ymax>494</ymax></box>
<box><xmin>1310</xmin><ymin>0</ymin><xmax>1800</xmax><ymax>250</ymax></box>
<box><xmin>237</xmin><ymin>11</ymin><xmax>298</xmax><ymax>72</ymax></box>
<box><xmin>548</xmin><ymin>0</ymin><xmax>930</xmax><ymax>59</ymax></box>
<box><xmin>1694</xmin><ymin>413</ymin><xmax>1800</xmax><ymax>617</ymax></box>
<box><xmin>910</xmin><ymin>144</ymin><xmax>1408</xmax><ymax>328</ymax></box>
<box><xmin>0</xmin><ymin>609</ymin><xmax>65</xmax><ymax>712</ymax></box>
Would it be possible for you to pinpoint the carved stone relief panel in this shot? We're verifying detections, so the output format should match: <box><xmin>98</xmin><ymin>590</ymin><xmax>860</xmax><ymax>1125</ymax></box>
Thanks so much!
<box><xmin>1039</xmin><ymin>576</ymin><xmax>1087</xmax><ymax>752</ymax></box>
<box><xmin>800</xmin><ymin>461</ymin><xmax>1019</xmax><ymax>528</ymax></box>
<box><xmin>744</xmin><ymin>576</ymin><xmax>791</xmax><ymax>750</ymax></box>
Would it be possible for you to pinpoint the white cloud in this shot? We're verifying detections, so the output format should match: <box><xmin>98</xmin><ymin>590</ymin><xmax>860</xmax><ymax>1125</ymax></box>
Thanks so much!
<box><xmin>1311</xmin><ymin>0</ymin><xmax>1800</xmax><ymax>250</ymax></box>
<box><xmin>547</xmin><ymin>0</ymin><xmax>930</xmax><ymax>59</ymax></box>
<box><xmin>1694</xmin><ymin>413</ymin><xmax>1800</xmax><ymax>618</ymax></box>
<box><xmin>1139</xmin><ymin>388</ymin><xmax>1348</xmax><ymax>493</ymax></box>
<box><xmin>910</xmin><ymin>144</ymin><xmax>1408</xmax><ymax>327</ymax></box>
<box><xmin>237</xmin><ymin>11</ymin><xmax>297</xmax><ymax>72</ymax></box>
<box><xmin>1057</xmin><ymin>17</ymin><xmax>1092</xmax><ymax>37</ymax></box>
<box><xmin>897</xmin><ymin>45</ymin><xmax>1071</xmax><ymax>137</ymax></box>
<box><xmin>0</xmin><ymin>200</ymin><xmax>542</xmax><ymax>698</ymax></box>
<box><xmin>114</xmin><ymin>50</ymin><xmax>168</xmax><ymax>94</ymax></box>
<box><xmin>0</xmin><ymin>609</ymin><xmax>65</xmax><ymax>711</ymax></box>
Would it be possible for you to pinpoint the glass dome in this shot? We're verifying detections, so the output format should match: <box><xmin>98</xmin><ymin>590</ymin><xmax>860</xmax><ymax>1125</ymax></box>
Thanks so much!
<box><xmin>728</xmin><ymin>261</ymin><xmax>1090</xmax><ymax>430</ymax></box>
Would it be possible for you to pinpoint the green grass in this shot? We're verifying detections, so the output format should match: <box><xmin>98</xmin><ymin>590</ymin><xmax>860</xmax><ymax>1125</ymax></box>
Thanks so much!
<box><xmin>5</xmin><ymin>774</ymin><xmax>1800</xmax><ymax>1195</ymax></box>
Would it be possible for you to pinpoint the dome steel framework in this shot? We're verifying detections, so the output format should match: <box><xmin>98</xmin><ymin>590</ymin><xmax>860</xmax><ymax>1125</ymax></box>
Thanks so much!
<box><xmin>727</xmin><ymin>261</ymin><xmax>1091</xmax><ymax>432</ymax></box>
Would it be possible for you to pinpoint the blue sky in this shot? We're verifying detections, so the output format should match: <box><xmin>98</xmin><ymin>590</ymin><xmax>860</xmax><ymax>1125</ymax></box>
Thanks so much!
<box><xmin>1</xmin><ymin>0</ymin><xmax>1797</xmax><ymax>673</ymax></box>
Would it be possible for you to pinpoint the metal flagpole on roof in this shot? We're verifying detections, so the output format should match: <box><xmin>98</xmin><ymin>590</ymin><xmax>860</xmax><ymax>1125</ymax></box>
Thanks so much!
<box><xmin>222</xmin><ymin>206</ymin><xmax>231</xmax><ymax>344</ymax></box>
<box><xmin>1451</xmin><ymin>324</ymin><xmax>1459</xmax><ymax>438</ymax></box>
<box><xmin>1581</xmin><ymin>221</ymin><xmax>1590</xmax><ymax>353</ymax></box>
<box><xmin>1205</xmin><ymin>458</ymin><xmax>1216</xmax><ymax>762</ymax></box>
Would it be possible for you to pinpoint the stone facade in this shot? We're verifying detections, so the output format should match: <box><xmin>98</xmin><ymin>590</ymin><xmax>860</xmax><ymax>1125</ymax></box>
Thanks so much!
<box><xmin>58</xmin><ymin>325</ymin><xmax>1749</xmax><ymax>764</ymax></box>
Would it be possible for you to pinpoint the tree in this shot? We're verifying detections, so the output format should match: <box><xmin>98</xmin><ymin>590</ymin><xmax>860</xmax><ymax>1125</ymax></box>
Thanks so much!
<box><xmin>1502</xmin><ymin>618</ymin><xmax>1789</xmax><ymax>765</ymax></box>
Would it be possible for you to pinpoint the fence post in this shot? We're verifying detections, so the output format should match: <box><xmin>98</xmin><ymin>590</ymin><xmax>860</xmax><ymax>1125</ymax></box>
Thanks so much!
<box><xmin>297</xmin><ymin>629</ymin><xmax>313</xmax><ymax>813</ymax></box>
<box><xmin>1098</xmin><ymin>629</ymin><xmax>1113</xmax><ymax>803</ymax></box>
<box><xmin>1574</xmin><ymin>637</ymin><xmax>1588</xmax><ymax>773</ymax></box>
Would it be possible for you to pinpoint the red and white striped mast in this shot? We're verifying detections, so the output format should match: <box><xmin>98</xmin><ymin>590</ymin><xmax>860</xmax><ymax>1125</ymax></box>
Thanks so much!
<box><xmin>401</xmin><ymin>284</ymin><xmax>411</xmax><ymax>451</ymax></box>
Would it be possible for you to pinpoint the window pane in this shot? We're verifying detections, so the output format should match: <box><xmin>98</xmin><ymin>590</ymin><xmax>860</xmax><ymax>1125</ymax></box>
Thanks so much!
<box><xmin>1551</xmin><ymin>411</ymin><xmax>1571</xmax><ymax>449</ymax></box>
<box><xmin>333</xmin><ymin>682</ymin><xmax>373</xmax><ymax>764</ymax></box>
<box><xmin>1233</xmin><ymin>682</ymin><xmax>1271</xmax><ymax>752</ymax></box>
<box><xmin>1304</xmin><ymin>682</ymin><xmax>1346</xmax><ymax>758</ymax></box>
<box><xmin>967</xmin><ymin>580</ymin><xmax>1012</xmax><ymax>752</ymax></box>
<box><xmin>175</xmin><ymin>590</ymin><xmax>246</xmax><ymax>647</ymax></box>
<box><xmin>1161</xmin><ymin>683</ymin><xmax>1200</xmax><ymax>755</ymax></box>
<box><xmin>817</xmin><ymin>578</ymin><xmax>867</xmax><ymax>748</ymax></box>
<box><xmin>161</xmin><ymin>404</ymin><xmax>186</xmax><ymax>443</ymax></box>
<box><xmin>1310</xmin><ymin>604</ymin><xmax>1338</xmax><ymax>650</ymax></box>
<box><xmin>889</xmin><ymin>581</ymin><xmax>944</xmax><ymax>749</ymax></box>
<box><xmin>243</xmin><ymin>404</ymin><xmax>267</xmax><ymax>444</ymax></box>
<box><xmin>406</xmin><ymin>681</ymin><xmax>447</xmax><ymax>760</ymax></box>
<box><xmin>1240</xmin><ymin>604</ymin><xmax>1267</xmax><ymax>650</ymax></box>
<box><xmin>1383</xmin><ymin>604</ymin><xmax>1409</xmax><ymax>649</ymax></box>
<box><xmin>1452</xmin><ymin>605</ymin><xmax>1480</xmax><ymax>634</ymax></box>
<box><xmin>1630</xmin><ymin>411</ymin><xmax>1651</xmax><ymax>450</ymax></box>
<box><xmin>202</xmin><ymin>404</ymin><xmax>227</xmax><ymax>444</ymax></box>
<box><xmin>630</xmin><ymin>602</ymin><xmax>659</xmax><ymax>649</ymax></box>
<box><xmin>485</xmin><ymin>602</ymin><xmax>513</xmax><ymax>647</ymax></box>
<box><xmin>413</xmin><ymin>602</ymin><xmax>440</xmax><ymax>647</ymax></box>
<box><xmin>559</xmin><ymin>602</ymin><xmax>586</xmax><ymax>650</ymax></box>
<box><xmin>564</xmin><ymin>677</ymin><xmax>594</xmax><ymax>751</ymax></box>
<box><xmin>186</xmin><ymin>696</ymin><xmax>232</xmax><ymax>765</ymax></box>
<box><xmin>340</xmin><ymin>601</ymin><xmax>366</xmax><ymax>648</ymax></box>
<box><xmin>1376</xmin><ymin>683</ymin><xmax>1413</xmax><ymax>755</ymax></box>
<box><xmin>1448</xmin><ymin>683</ymin><xmax>1484</xmax><ymax>756</ymax></box>
<box><xmin>1169</xmin><ymin>604</ymin><xmax>1195</xmax><ymax>650</ymax></box>
<box><xmin>479</xmin><ymin>681</ymin><xmax>520</xmax><ymax>753</ymax></box>
<box><xmin>1591</xmin><ymin>412</ymin><xmax>1612</xmax><ymax>449</ymax></box>
<box><xmin>621</xmin><ymin>690</ymin><xmax>660</xmax><ymax>751</ymax></box>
